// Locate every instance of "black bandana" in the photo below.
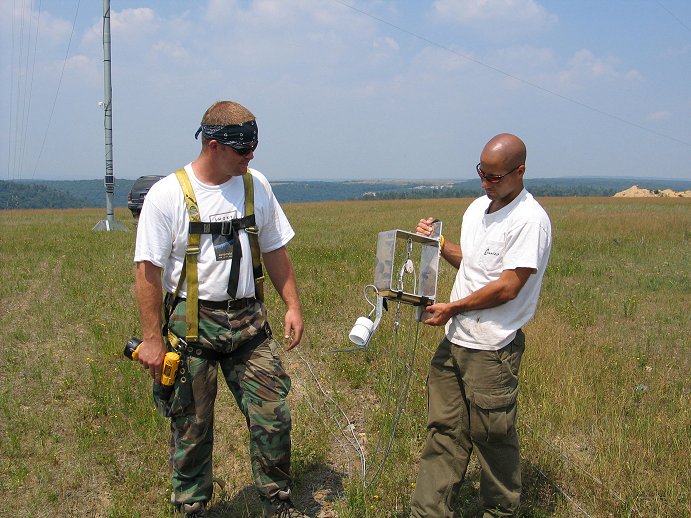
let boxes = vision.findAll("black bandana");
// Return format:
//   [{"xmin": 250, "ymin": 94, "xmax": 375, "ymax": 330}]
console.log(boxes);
[{"xmin": 194, "ymin": 120, "xmax": 258, "ymax": 147}]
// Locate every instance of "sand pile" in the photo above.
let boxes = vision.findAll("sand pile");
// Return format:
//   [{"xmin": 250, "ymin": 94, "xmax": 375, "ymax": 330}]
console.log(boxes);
[{"xmin": 613, "ymin": 185, "xmax": 691, "ymax": 198}]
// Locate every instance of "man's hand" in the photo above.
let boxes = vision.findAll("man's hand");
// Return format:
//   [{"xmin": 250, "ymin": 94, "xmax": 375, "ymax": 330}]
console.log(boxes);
[
  {"xmin": 416, "ymin": 217, "xmax": 436, "ymax": 237},
  {"xmin": 136, "ymin": 336, "xmax": 167, "ymax": 383},
  {"xmin": 423, "ymin": 302, "xmax": 455, "ymax": 327},
  {"xmin": 283, "ymin": 306, "xmax": 304, "ymax": 351},
  {"xmin": 263, "ymin": 246, "xmax": 304, "ymax": 352}
]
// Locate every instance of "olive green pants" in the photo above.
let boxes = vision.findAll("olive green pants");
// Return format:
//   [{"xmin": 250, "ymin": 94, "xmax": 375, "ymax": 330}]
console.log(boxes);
[{"xmin": 411, "ymin": 331, "xmax": 525, "ymax": 518}]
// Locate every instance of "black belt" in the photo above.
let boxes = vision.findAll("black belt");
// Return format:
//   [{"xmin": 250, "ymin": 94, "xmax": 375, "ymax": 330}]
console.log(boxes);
[
  {"xmin": 181, "ymin": 326, "xmax": 271, "ymax": 362},
  {"xmin": 175, "ymin": 296, "xmax": 257, "ymax": 311}
]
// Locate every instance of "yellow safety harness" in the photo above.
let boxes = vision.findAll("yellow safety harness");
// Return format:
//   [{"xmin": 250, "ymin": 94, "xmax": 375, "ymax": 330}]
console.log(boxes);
[{"xmin": 169, "ymin": 169, "xmax": 265, "ymax": 343}]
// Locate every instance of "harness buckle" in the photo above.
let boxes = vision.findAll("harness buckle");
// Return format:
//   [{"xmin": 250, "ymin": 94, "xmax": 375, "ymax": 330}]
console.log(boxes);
[
  {"xmin": 245, "ymin": 225, "xmax": 259, "ymax": 235},
  {"xmin": 221, "ymin": 221, "xmax": 232, "ymax": 236},
  {"xmin": 186, "ymin": 245, "xmax": 200, "ymax": 255}
]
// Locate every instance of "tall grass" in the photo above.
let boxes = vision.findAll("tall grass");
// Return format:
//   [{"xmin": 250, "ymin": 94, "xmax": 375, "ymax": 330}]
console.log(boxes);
[{"xmin": 0, "ymin": 197, "xmax": 688, "ymax": 517}]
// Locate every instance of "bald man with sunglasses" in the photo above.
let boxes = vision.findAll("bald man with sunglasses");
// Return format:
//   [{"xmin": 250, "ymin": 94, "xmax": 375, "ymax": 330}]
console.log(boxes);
[{"xmin": 411, "ymin": 134, "xmax": 552, "ymax": 518}]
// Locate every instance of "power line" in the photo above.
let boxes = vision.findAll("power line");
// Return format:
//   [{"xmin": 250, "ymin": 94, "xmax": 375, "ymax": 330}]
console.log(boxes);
[
  {"xmin": 331, "ymin": 0, "xmax": 691, "ymax": 149},
  {"xmin": 31, "ymin": 0, "xmax": 81, "ymax": 179},
  {"xmin": 7, "ymin": 0, "xmax": 17, "ymax": 179},
  {"xmin": 19, "ymin": 0, "xmax": 42, "ymax": 177},
  {"xmin": 654, "ymin": 0, "xmax": 691, "ymax": 34}
]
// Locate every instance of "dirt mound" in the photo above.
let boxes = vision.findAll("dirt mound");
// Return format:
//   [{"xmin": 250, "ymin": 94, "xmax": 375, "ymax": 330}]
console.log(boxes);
[{"xmin": 613, "ymin": 185, "xmax": 691, "ymax": 198}]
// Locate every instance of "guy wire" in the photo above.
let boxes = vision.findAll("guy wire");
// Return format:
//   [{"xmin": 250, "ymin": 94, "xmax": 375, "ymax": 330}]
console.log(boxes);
[
  {"xmin": 373, "ymin": 239, "xmax": 413, "ymax": 460},
  {"xmin": 368, "ymin": 299, "xmax": 403, "ymax": 462},
  {"xmin": 295, "ymin": 350, "xmax": 367, "ymax": 480},
  {"xmin": 289, "ymin": 365, "xmax": 354, "ymax": 478},
  {"xmin": 365, "ymin": 306, "xmax": 421, "ymax": 488}
]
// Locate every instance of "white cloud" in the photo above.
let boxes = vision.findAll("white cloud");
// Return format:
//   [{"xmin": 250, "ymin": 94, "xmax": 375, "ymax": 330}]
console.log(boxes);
[
  {"xmin": 649, "ymin": 111, "xmax": 671, "ymax": 121},
  {"xmin": 373, "ymin": 36, "xmax": 400, "ymax": 52},
  {"xmin": 556, "ymin": 49, "xmax": 642, "ymax": 89},
  {"xmin": 624, "ymin": 69, "xmax": 643, "ymax": 81},
  {"xmin": 491, "ymin": 45, "xmax": 556, "ymax": 70},
  {"xmin": 431, "ymin": 0, "xmax": 558, "ymax": 32},
  {"xmin": 84, "ymin": 7, "xmax": 158, "ymax": 49},
  {"xmin": 152, "ymin": 41, "xmax": 190, "ymax": 60},
  {"xmin": 412, "ymin": 45, "xmax": 475, "ymax": 73}
]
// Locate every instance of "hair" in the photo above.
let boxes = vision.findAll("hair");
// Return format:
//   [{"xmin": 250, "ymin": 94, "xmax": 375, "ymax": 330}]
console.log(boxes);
[{"xmin": 201, "ymin": 101, "xmax": 255, "ymax": 126}]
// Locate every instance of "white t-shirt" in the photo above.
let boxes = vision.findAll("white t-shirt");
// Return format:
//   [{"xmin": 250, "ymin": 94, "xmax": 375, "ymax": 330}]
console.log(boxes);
[
  {"xmin": 134, "ymin": 164, "xmax": 295, "ymax": 301},
  {"xmin": 446, "ymin": 189, "xmax": 552, "ymax": 350}
]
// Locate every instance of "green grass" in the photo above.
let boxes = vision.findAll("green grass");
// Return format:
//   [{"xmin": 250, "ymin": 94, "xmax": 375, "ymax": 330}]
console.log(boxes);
[{"xmin": 0, "ymin": 198, "xmax": 689, "ymax": 517}]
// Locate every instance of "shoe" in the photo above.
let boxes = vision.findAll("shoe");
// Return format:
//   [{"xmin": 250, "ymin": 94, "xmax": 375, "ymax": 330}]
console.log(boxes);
[
  {"xmin": 180, "ymin": 501, "xmax": 206, "ymax": 517},
  {"xmin": 263, "ymin": 489, "xmax": 308, "ymax": 518}
]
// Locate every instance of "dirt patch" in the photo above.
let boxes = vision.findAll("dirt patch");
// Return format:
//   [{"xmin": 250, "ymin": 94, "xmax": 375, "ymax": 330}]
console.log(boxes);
[{"xmin": 613, "ymin": 185, "xmax": 691, "ymax": 197}]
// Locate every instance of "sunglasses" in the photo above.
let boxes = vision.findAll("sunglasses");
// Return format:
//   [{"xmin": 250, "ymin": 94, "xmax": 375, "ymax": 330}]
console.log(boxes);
[
  {"xmin": 476, "ymin": 163, "xmax": 520, "ymax": 184},
  {"xmin": 228, "ymin": 142, "xmax": 258, "ymax": 156}
]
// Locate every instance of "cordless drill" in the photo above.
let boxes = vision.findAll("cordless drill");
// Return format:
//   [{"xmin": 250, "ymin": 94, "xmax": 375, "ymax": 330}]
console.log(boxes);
[{"xmin": 124, "ymin": 337, "xmax": 180, "ymax": 399}]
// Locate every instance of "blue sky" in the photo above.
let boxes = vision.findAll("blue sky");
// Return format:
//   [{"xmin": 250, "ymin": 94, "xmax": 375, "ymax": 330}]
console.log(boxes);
[{"xmin": 2, "ymin": 0, "xmax": 690, "ymax": 182}]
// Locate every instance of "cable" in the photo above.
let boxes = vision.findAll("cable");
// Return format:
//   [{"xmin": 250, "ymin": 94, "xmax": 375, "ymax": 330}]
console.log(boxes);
[
  {"xmin": 295, "ymin": 350, "xmax": 368, "ymax": 480},
  {"xmin": 19, "ymin": 0, "xmax": 42, "ymax": 177},
  {"xmin": 521, "ymin": 421, "xmax": 646, "ymax": 516},
  {"xmin": 7, "ymin": 0, "xmax": 17, "ymax": 179},
  {"xmin": 366, "ymin": 308, "xmax": 420, "ymax": 488},
  {"xmin": 654, "ymin": 0, "xmax": 691, "ymax": 34},
  {"xmin": 530, "ymin": 463, "xmax": 594, "ymax": 518},
  {"xmin": 330, "ymin": 0, "xmax": 691, "ymax": 149},
  {"xmin": 31, "ymin": 0, "xmax": 81, "ymax": 179}
]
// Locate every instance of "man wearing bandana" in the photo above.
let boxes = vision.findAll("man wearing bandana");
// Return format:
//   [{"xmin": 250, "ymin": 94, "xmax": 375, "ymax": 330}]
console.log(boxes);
[{"xmin": 134, "ymin": 101, "xmax": 307, "ymax": 517}]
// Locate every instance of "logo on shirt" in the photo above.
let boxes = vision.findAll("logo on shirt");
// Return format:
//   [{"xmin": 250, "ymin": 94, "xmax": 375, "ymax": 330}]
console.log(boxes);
[
  {"xmin": 211, "ymin": 211, "xmax": 238, "ymax": 261},
  {"xmin": 484, "ymin": 248, "xmax": 500, "ymax": 256}
]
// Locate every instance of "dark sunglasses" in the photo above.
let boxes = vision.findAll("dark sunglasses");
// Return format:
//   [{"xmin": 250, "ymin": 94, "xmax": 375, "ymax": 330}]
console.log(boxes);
[
  {"xmin": 228, "ymin": 142, "xmax": 258, "ymax": 156},
  {"xmin": 476, "ymin": 163, "xmax": 520, "ymax": 184}
]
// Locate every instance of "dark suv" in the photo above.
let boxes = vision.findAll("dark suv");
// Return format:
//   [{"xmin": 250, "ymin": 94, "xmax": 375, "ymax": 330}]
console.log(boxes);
[{"xmin": 128, "ymin": 175, "xmax": 165, "ymax": 219}]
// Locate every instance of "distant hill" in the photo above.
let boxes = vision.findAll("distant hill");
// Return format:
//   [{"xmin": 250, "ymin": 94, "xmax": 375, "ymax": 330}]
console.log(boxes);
[
  {"xmin": 0, "ymin": 180, "xmax": 93, "ymax": 210},
  {"xmin": 2, "ymin": 177, "xmax": 690, "ymax": 210}
]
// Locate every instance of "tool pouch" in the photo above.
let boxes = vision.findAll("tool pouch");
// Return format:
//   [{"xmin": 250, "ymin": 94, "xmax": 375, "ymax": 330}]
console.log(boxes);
[
  {"xmin": 153, "ymin": 364, "xmax": 194, "ymax": 418},
  {"xmin": 152, "ymin": 336, "xmax": 194, "ymax": 418}
]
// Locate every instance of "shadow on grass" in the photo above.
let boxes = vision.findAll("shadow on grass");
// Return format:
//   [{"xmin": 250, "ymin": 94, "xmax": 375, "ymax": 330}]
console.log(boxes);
[
  {"xmin": 390, "ymin": 460, "xmax": 562, "ymax": 518},
  {"xmin": 454, "ymin": 461, "xmax": 561, "ymax": 518},
  {"xmin": 205, "ymin": 462, "xmax": 346, "ymax": 517}
]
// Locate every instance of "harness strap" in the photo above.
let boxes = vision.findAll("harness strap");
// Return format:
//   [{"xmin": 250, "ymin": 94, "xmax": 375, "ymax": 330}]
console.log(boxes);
[
  {"xmin": 174, "ymin": 169, "xmax": 201, "ymax": 342},
  {"xmin": 188, "ymin": 216, "xmax": 256, "ymax": 235},
  {"xmin": 243, "ymin": 172, "xmax": 264, "ymax": 302},
  {"xmin": 171, "ymin": 169, "xmax": 264, "ymax": 343}
]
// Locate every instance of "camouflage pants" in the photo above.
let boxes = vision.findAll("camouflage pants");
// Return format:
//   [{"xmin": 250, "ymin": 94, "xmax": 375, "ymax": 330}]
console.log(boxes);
[{"xmin": 156, "ymin": 298, "xmax": 293, "ymax": 507}]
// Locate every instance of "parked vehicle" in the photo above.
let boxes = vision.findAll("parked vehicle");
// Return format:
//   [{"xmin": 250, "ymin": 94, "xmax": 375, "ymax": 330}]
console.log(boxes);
[{"xmin": 127, "ymin": 175, "xmax": 164, "ymax": 219}]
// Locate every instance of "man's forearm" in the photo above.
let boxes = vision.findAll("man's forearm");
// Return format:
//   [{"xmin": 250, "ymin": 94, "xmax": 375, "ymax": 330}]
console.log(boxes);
[
  {"xmin": 440, "ymin": 240, "xmax": 462, "ymax": 269},
  {"xmin": 134, "ymin": 261, "xmax": 167, "ymax": 379},
  {"xmin": 450, "ymin": 267, "xmax": 533, "ymax": 314},
  {"xmin": 262, "ymin": 246, "xmax": 303, "ymax": 349},
  {"xmin": 262, "ymin": 247, "xmax": 302, "ymax": 310},
  {"xmin": 135, "ymin": 261, "xmax": 164, "ymax": 341}
]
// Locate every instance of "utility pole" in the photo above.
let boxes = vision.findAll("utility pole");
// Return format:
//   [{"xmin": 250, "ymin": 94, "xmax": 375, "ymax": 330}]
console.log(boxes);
[{"xmin": 93, "ymin": 0, "xmax": 126, "ymax": 231}]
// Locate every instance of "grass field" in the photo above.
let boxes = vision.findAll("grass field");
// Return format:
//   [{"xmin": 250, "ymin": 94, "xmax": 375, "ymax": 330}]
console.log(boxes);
[{"xmin": 0, "ymin": 197, "xmax": 689, "ymax": 517}]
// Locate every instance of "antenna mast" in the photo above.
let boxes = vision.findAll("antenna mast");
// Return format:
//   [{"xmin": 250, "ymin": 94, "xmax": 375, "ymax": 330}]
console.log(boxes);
[{"xmin": 93, "ymin": 0, "xmax": 126, "ymax": 231}]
